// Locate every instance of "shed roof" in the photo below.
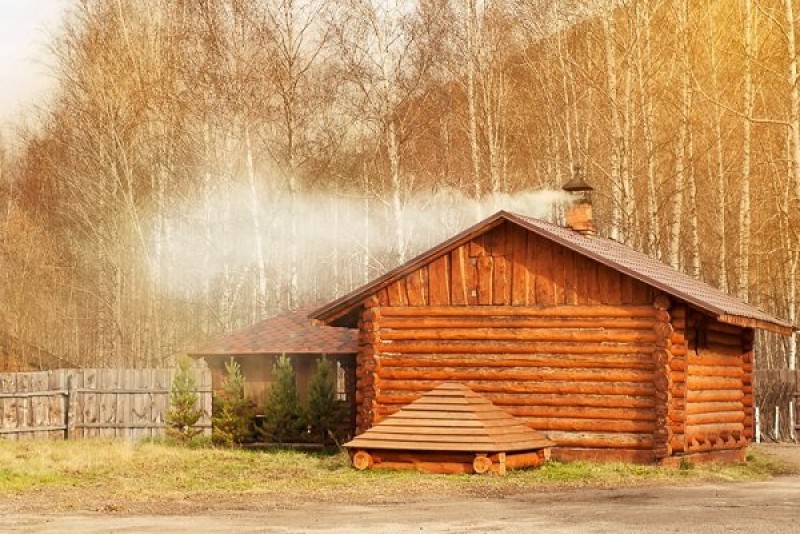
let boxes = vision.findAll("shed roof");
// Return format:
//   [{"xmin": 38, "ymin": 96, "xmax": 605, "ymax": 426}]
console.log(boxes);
[
  {"xmin": 311, "ymin": 211, "xmax": 795, "ymax": 335},
  {"xmin": 189, "ymin": 304, "xmax": 358, "ymax": 356},
  {"xmin": 345, "ymin": 382, "xmax": 555, "ymax": 453}
]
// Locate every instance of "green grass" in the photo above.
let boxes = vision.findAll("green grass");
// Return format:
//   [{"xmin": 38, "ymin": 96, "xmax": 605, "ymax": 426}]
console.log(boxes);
[{"xmin": 0, "ymin": 440, "xmax": 793, "ymax": 506}]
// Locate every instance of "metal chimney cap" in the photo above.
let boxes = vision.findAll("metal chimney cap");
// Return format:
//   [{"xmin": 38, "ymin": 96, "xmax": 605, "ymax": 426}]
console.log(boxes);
[
  {"xmin": 562, "ymin": 177, "xmax": 593, "ymax": 193},
  {"xmin": 562, "ymin": 166, "xmax": 594, "ymax": 193}
]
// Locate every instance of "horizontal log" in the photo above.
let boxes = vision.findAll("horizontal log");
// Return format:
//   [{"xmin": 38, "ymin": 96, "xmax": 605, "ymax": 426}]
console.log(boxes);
[
  {"xmin": 689, "ymin": 365, "xmax": 744, "ymax": 378},
  {"xmin": 702, "ymin": 344, "xmax": 745, "ymax": 357},
  {"xmin": 376, "ymin": 393, "xmax": 657, "ymax": 409},
  {"xmin": 706, "ymin": 331, "xmax": 743, "ymax": 347},
  {"xmin": 685, "ymin": 402, "xmax": 743, "ymax": 415},
  {"xmin": 507, "ymin": 406, "xmax": 654, "ymax": 421},
  {"xmin": 653, "ymin": 322, "xmax": 674, "ymax": 340},
  {"xmin": 686, "ymin": 376, "xmax": 743, "ymax": 391},
  {"xmin": 380, "ymin": 328, "xmax": 657, "ymax": 344},
  {"xmin": 670, "ymin": 434, "xmax": 685, "ymax": 453},
  {"xmin": 687, "ymin": 353, "xmax": 743, "ymax": 367},
  {"xmin": 550, "ymin": 448, "xmax": 656, "ymax": 464},
  {"xmin": 378, "ymin": 379, "xmax": 655, "ymax": 397},
  {"xmin": 545, "ymin": 431, "xmax": 654, "ymax": 450},
  {"xmin": 377, "ymin": 354, "xmax": 656, "ymax": 371},
  {"xmin": 686, "ymin": 389, "xmax": 743, "ymax": 402},
  {"xmin": 375, "ymin": 404, "xmax": 655, "ymax": 422},
  {"xmin": 522, "ymin": 417, "xmax": 655, "ymax": 433},
  {"xmin": 686, "ymin": 422, "xmax": 745, "ymax": 437},
  {"xmin": 671, "ymin": 344, "xmax": 688, "ymax": 357},
  {"xmin": 379, "ymin": 305, "xmax": 658, "ymax": 318},
  {"xmin": 504, "ymin": 451, "xmax": 546, "ymax": 470},
  {"xmin": 669, "ymin": 359, "xmax": 686, "ymax": 372},
  {"xmin": 706, "ymin": 322, "xmax": 744, "ymax": 336},
  {"xmin": 686, "ymin": 412, "xmax": 744, "ymax": 425},
  {"xmin": 377, "ymin": 367, "xmax": 656, "ymax": 384},
  {"xmin": 379, "ymin": 341, "xmax": 655, "ymax": 355},
  {"xmin": 380, "ymin": 317, "xmax": 657, "ymax": 330}
]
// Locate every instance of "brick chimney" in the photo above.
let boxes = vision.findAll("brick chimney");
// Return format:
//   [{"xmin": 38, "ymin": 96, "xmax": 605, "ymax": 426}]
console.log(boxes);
[{"xmin": 562, "ymin": 167, "xmax": 595, "ymax": 236}]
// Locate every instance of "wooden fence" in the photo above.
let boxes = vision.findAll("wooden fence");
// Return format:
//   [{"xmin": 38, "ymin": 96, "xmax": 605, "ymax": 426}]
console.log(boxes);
[
  {"xmin": 0, "ymin": 365, "xmax": 212, "ymax": 440},
  {"xmin": 754, "ymin": 369, "xmax": 799, "ymax": 440}
]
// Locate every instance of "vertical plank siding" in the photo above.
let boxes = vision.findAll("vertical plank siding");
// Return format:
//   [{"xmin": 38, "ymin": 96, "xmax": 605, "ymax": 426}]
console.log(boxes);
[{"xmin": 0, "ymin": 366, "xmax": 211, "ymax": 440}]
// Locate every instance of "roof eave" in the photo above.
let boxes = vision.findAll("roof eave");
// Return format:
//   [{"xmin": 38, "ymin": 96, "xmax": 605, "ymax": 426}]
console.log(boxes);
[
  {"xmin": 311, "ymin": 210, "xmax": 795, "ymax": 336},
  {"xmin": 504, "ymin": 212, "xmax": 795, "ymax": 337},
  {"xmin": 716, "ymin": 314, "xmax": 796, "ymax": 336}
]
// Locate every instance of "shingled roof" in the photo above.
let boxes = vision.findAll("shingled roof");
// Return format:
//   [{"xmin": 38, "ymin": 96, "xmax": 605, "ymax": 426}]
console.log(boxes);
[
  {"xmin": 311, "ymin": 211, "xmax": 795, "ymax": 335},
  {"xmin": 345, "ymin": 382, "xmax": 555, "ymax": 453},
  {"xmin": 189, "ymin": 304, "xmax": 358, "ymax": 356}
]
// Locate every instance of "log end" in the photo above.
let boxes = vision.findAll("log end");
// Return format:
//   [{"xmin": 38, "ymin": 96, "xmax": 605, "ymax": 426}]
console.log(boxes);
[
  {"xmin": 473, "ymin": 454, "xmax": 493, "ymax": 475},
  {"xmin": 352, "ymin": 450, "xmax": 373, "ymax": 471}
]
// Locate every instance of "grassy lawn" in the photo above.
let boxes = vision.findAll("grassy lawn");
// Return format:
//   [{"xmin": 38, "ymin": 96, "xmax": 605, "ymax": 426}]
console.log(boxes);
[{"xmin": 0, "ymin": 440, "xmax": 794, "ymax": 510}]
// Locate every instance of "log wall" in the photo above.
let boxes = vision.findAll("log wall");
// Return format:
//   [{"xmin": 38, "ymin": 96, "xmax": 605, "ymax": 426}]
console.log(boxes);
[
  {"xmin": 362, "ymin": 304, "xmax": 660, "ymax": 462},
  {"xmin": 678, "ymin": 310, "xmax": 750, "ymax": 454}
]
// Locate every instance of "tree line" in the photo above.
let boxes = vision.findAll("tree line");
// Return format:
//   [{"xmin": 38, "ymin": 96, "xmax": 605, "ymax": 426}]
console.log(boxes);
[{"xmin": 0, "ymin": 0, "xmax": 797, "ymax": 370}]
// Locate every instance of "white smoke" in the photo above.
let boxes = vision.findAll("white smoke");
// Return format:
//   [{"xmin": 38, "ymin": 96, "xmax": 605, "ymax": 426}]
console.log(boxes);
[{"xmin": 153, "ymin": 185, "xmax": 572, "ymax": 296}]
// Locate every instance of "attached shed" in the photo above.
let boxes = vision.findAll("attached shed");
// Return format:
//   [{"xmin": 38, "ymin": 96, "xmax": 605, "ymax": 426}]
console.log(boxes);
[
  {"xmin": 188, "ymin": 304, "xmax": 358, "ymax": 417},
  {"xmin": 311, "ymin": 207, "xmax": 795, "ymax": 464}
]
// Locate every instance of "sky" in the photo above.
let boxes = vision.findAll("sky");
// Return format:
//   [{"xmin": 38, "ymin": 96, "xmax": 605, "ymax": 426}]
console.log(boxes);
[{"xmin": 0, "ymin": 0, "xmax": 69, "ymax": 133}]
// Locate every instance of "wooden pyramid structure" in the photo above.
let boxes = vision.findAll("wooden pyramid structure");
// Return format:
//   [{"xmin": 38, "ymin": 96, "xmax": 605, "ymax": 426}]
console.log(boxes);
[{"xmin": 345, "ymin": 382, "xmax": 554, "ymax": 475}]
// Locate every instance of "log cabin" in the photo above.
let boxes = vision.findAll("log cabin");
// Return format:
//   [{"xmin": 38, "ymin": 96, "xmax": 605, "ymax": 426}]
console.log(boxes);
[
  {"xmin": 188, "ymin": 304, "xmax": 357, "ymax": 419},
  {"xmin": 311, "ymin": 184, "xmax": 796, "ymax": 464}
]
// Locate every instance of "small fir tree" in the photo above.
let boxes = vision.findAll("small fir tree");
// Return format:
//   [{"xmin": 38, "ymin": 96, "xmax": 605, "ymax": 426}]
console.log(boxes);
[
  {"xmin": 260, "ymin": 354, "xmax": 306, "ymax": 443},
  {"xmin": 307, "ymin": 357, "xmax": 345, "ymax": 444},
  {"xmin": 212, "ymin": 358, "xmax": 256, "ymax": 446},
  {"xmin": 166, "ymin": 356, "xmax": 204, "ymax": 443}
]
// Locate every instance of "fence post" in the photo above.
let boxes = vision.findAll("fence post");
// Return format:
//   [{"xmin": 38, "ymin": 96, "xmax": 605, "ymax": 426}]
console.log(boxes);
[
  {"xmin": 755, "ymin": 407, "xmax": 761, "ymax": 444},
  {"xmin": 774, "ymin": 406, "xmax": 780, "ymax": 441},
  {"xmin": 63, "ymin": 374, "xmax": 71, "ymax": 440},
  {"xmin": 790, "ymin": 401, "xmax": 796, "ymax": 442}
]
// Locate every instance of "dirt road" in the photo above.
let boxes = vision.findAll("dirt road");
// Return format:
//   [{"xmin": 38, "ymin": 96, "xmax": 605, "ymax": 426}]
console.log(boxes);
[{"xmin": 3, "ymin": 445, "xmax": 799, "ymax": 533}]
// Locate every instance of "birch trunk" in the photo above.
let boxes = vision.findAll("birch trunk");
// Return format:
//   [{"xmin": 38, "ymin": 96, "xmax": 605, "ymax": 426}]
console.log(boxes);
[
  {"xmin": 244, "ymin": 124, "xmax": 267, "ymax": 318},
  {"xmin": 669, "ymin": 0, "xmax": 689, "ymax": 270},
  {"xmin": 604, "ymin": 12, "xmax": 622, "ymax": 242},
  {"xmin": 635, "ymin": 2, "xmax": 658, "ymax": 256},
  {"xmin": 466, "ymin": 0, "xmax": 482, "ymax": 202},
  {"xmin": 738, "ymin": 0, "xmax": 755, "ymax": 301},
  {"xmin": 709, "ymin": 16, "xmax": 727, "ymax": 291}
]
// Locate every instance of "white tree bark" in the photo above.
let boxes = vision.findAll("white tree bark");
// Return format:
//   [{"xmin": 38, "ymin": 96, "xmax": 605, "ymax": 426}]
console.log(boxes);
[
  {"xmin": 669, "ymin": 0, "xmax": 689, "ymax": 270},
  {"xmin": 738, "ymin": 0, "xmax": 755, "ymax": 301},
  {"xmin": 603, "ymin": 11, "xmax": 622, "ymax": 242}
]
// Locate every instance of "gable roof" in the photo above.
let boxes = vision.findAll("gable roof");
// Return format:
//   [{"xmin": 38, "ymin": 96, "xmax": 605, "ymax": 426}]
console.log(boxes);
[
  {"xmin": 345, "ymin": 382, "xmax": 555, "ymax": 453},
  {"xmin": 311, "ymin": 211, "xmax": 795, "ymax": 335},
  {"xmin": 189, "ymin": 303, "xmax": 358, "ymax": 356}
]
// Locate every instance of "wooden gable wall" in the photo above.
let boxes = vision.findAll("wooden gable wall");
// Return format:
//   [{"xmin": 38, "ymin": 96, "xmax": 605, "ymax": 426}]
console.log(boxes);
[{"xmin": 374, "ymin": 222, "xmax": 656, "ymax": 308}]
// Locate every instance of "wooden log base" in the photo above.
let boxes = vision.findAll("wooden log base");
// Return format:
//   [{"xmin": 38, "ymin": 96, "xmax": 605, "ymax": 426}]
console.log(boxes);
[
  {"xmin": 658, "ymin": 448, "xmax": 747, "ymax": 467},
  {"xmin": 550, "ymin": 447, "xmax": 657, "ymax": 464},
  {"xmin": 348, "ymin": 448, "xmax": 548, "ymax": 475}
]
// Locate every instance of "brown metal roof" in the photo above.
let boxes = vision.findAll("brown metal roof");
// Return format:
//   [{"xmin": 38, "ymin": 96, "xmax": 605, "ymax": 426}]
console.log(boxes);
[
  {"xmin": 311, "ymin": 211, "xmax": 794, "ymax": 335},
  {"xmin": 345, "ymin": 382, "xmax": 555, "ymax": 453},
  {"xmin": 189, "ymin": 304, "xmax": 358, "ymax": 356}
]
